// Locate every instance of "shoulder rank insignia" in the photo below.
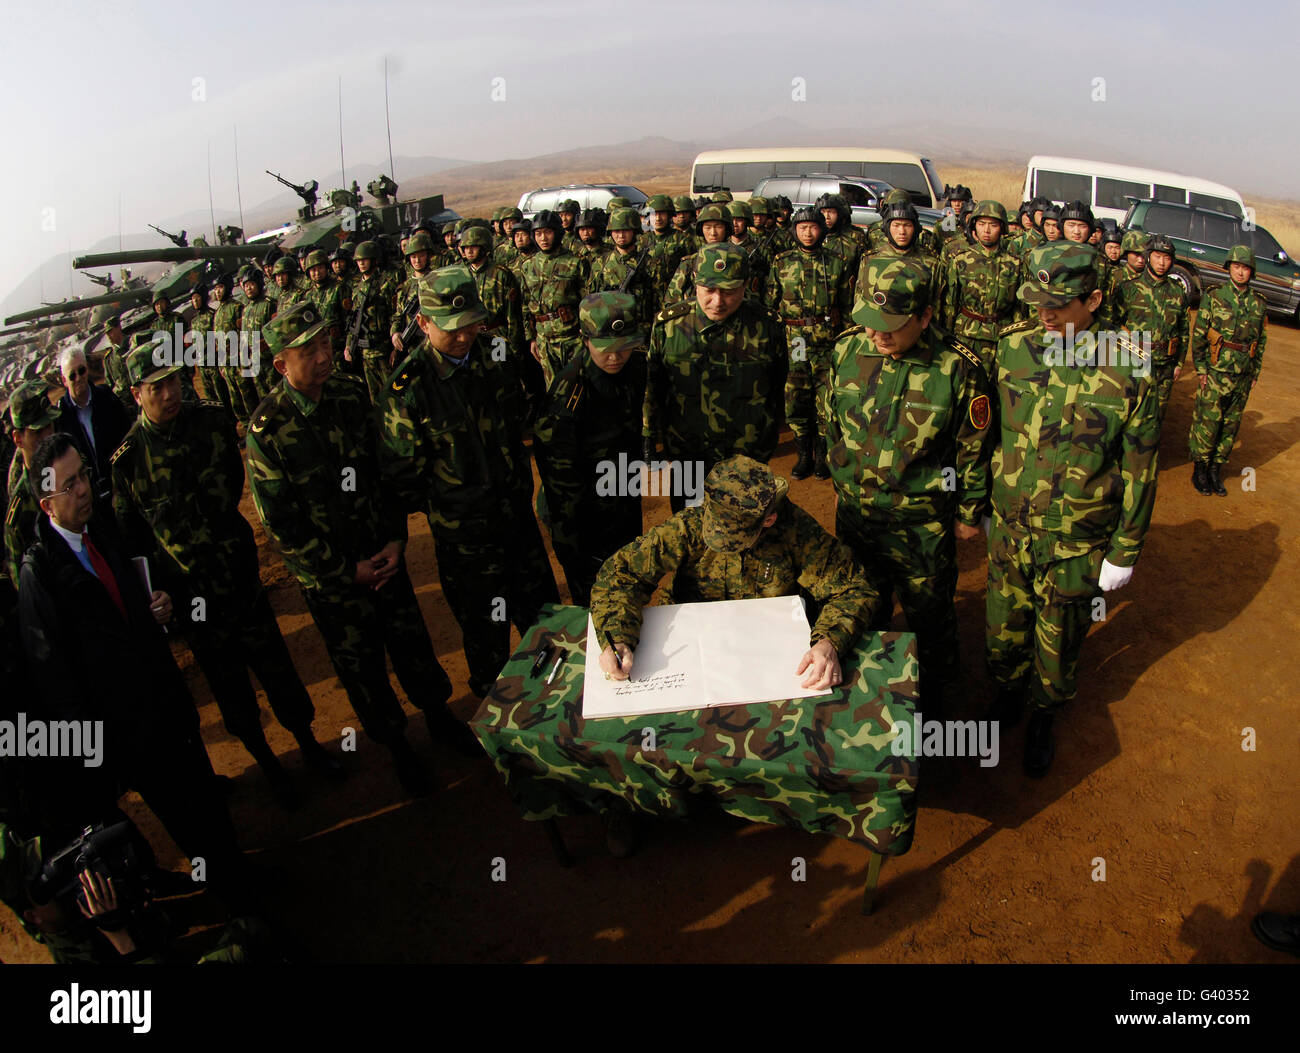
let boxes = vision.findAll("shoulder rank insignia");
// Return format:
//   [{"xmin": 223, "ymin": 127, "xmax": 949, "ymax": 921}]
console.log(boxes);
[
  {"xmin": 565, "ymin": 377, "xmax": 585, "ymax": 414},
  {"xmin": 249, "ymin": 411, "xmax": 270, "ymax": 435},
  {"xmin": 390, "ymin": 369, "xmax": 410, "ymax": 394},
  {"xmin": 951, "ymin": 338, "xmax": 983, "ymax": 372},
  {"xmin": 998, "ymin": 319, "xmax": 1035, "ymax": 338},
  {"xmin": 1115, "ymin": 331, "xmax": 1148, "ymax": 366},
  {"xmin": 969, "ymin": 393, "xmax": 991, "ymax": 430},
  {"xmin": 657, "ymin": 300, "xmax": 692, "ymax": 323}
]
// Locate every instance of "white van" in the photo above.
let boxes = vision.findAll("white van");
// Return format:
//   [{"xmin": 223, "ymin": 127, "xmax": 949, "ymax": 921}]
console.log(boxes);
[
  {"xmin": 1022, "ymin": 156, "xmax": 1246, "ymax": 223},
  {"xmin": 690, "ymin": 148, "xmax": 944, "ymax": 207}
]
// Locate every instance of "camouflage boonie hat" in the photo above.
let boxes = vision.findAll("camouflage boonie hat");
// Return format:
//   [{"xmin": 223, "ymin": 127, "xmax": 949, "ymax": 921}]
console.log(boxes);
[
  {"xmin": 1018, "ymin": 242, "xmax": 1099, "ymax": 308},
  {"xmin": 579, "ymin": 292, "xmax": 646, "ymax": 354},
  {"xmin": 405, "ymin": 231, "xmax": 435, "ymax": 255},
  {"xmin": 354, "ymin": 240, "xmax": 380, "ymax": 261},
  {"xmin": 458, "ymin": 226, "xmax": 493, "ymax": 249},
  {"xmin": 646, "ymin": 194, "xmax": 673, "ymax": 212},
  {"xmin": 417, "ymin": 266, "xmax": 489, "ymax": 330},
  {"xmin": 701, "ymin": 455, "xmax": 789, "ymax": 554},
  {"xmin": 607, "ymin": 208, "xmax": 640, "ymax": 232},
  {"xmin": 8, "ymin": 378, "xmax": 60, "ymax": 430},
  {"xmin": 726, "ymin": 201, "xmax": 753, "ymax": 223},
  {"xmin": 1225, "ymin": 243, "xmax": 1256, "ymax": 273},
  {"xmin": 304, "ymin": 249, "xmax": 330, "ymax": 269},
  {"xmin": 1120, "ymin": 230, "xmax": 1149, "ymax": 255},
  {"xmin": 126, "ymin": 335, "xmax": 183, "ymax": 386},
  {"xmin": 263, "ymin": 300, "xmax": 331, "ymax": 355},
  {"xmin": 672, "ymin": 195, "xmax": 696, "ymax": 213},
  {"xmin": 852, "ymin": 257, "xmax": 933, "ymax": 331},
  {"xmin": 272, "ymin": 256, "xmax": 298, "ymax": 275},
  {"xmin": 749, "ymin": 196, "xmax": 771, "ymax": 216},
  {"xmin": 693, "ymin": 243, "xmax": 749, "ymax": 289},
  {"xmin": 710, "ymin": 190, "xmax": 734, "ymax": 203}
]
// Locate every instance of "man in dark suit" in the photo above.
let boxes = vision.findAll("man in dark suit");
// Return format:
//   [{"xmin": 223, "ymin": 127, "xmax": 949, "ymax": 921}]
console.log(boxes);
[
  {"xmin": 17, "ymin": 432, "xmax": 252, "ymax": 906},
  {"xmin": 55, "ymin": 347, "xmax": 129, "ymax": 522}
]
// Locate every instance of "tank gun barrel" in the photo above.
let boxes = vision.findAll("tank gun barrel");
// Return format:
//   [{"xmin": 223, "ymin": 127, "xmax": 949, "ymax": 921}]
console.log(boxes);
[
  {"xmin": 73, "ymin": 244, "xmax": 270, "ymax": 270},
  {"xmin": 4, "ymin": 288, "xmax": 152, "ymax": 325}
]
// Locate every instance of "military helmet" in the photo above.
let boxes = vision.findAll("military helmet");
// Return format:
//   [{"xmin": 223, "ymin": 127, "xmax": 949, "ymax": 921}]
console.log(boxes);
[
  {"xmin": 459, "ymin": 225, "xmax": 493, "ymax": 249},
  {"xmin": 605, "ymin": 196, "xmax": 631, "ymax": 213},
  {"xmin": 790, "ymin": 207, "xmax": 825, "ymax": 229},
  {"xmin": 646, "ymin": 194, "xmax": 674, "ymax": 213},
  {"xmin": 1099, "ymin": 220, "xmax": 1122, "ymax": 247},
  {"xmin": 238, "ymin": 264, "xmax": 264, "ymax": 286},
  {"xmin": 151, "ymin": 288, "xmax": 170, "ymax": 304},
  {"xmin": 773, "ymin": 195, "xmax": 793, "ymax": 213},
  {"xmin": 970, "ymin": 199, "xmax": 1009, "ymax": 228},
  {"xmin": 947, "ymin": 184, "xmax": 973, "ymax": 205},
  {"xmin": 261, "ymin": 247, "xmax": 283, "ymax": 268},
  {"xmin": 354, "ymin": 240, "xmax": 380, "ymax": 261},
  {"xmin": 696, "ymin": 204, "xmax": 729, "ymax": 232},
  {"xmin": 305, "ymin": 249, "xmax": 330, "ymax": 269},
  {"xmin": 1224, "ymin": 243, "xmax": 1256, "ymax": 276},
  {"xmin": 532, "ymin": 209, "xmax": 562, "ymax": 232},
  {"xmin": 1059, "ymin": 200, "xmax": 1095, "ymax": 231},
  {"xmin": 726, "ymin": 200, "xmax": 753, "ymax": 223},
  {"xmin": 1041, "ymin": 204, "xmax": 1062, "ymax": 224},
  {"xmin": 512, "ymin": 217, "xmax": 534, "ymax": 234},
  {"xmin": 607, "ymin": 208, "xmax": 640, "ymax": 233},
  {"xmin": 405, "ymin": 231, "xmax": 435, "ymax": 255},
  {"xmin": 210, "ymin": 271, "xmax": 233, "ymax": 290},
  {"xmin": 1145, "ymin": 234, "xmax": 1177, "ymax": 263},
  {"xmin": 558, "ymin": 199, "xmax": 580, "ymax": 216},
  {"xmin": 710, "ymin": 189, "xmax": 734, "ymax": 203},
  {"xmin": 490, "ymin": 206, "xmax": 505, "ymax": 223},
  {"xmin": 1120, "ymin": 230, "xmax": 1149, "ymax": 255},
  {"xmin": 748, "ymin": 196, "xmax": 770, "ymax": 216},
  {"xmin": 881, "ymin": 188, "xmax": 911, "ymax": 209},
  {"xmin": 272, "ymin": 255, "xmax": 298, "ymax": 275},
  {"xmin": 881, "ymin": 199, "xmax": 919, "ymax": 225},
  {"xmin": 576, "ymin": 208, "xmax": 603, "ymax": 230},
  {"xmin": 501, "ymin": 207, "xmax": 523, "ymax": 223},
  {"xmin": 672, "ymin": 195, "xmax": 696, "ymax": 214}
]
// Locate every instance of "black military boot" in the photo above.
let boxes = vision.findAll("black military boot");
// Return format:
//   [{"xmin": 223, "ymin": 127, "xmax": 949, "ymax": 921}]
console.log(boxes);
[
  {"xmin": 987, "ymin": 683, "xmax": 1026, "ymax": 729},
  {"xmin": 813, "ymin": 435, "xmax": 830, "ymax": 479},
  {"xmin": 1192, "ymin": 461, "xmax": 1212, "ymax": 495},
  {"xmin": 1208, "ymin": 461, "xmax": 1228, "ymax": 497},
  {"xmin": 791, "ymin": 435, "xmax": 814, "ymax": 479},
  {"xmin": 1023, "ymin": 710, "xmax": 1056, "ymax": 777}
]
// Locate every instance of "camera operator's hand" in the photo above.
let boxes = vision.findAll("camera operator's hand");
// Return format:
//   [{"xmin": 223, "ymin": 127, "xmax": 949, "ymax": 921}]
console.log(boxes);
[{"xmin": 78, "ymin": 870, "xmax": 137, "ymax": 956}]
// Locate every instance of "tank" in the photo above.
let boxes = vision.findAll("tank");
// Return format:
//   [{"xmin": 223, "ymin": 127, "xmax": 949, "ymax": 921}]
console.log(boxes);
[{"xmin": 4, "ymin": 288, "xmax": 152, "ymax": 326}]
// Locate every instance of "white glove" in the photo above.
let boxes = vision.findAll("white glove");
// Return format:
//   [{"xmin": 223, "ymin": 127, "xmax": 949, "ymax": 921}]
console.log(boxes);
[
  {"xmin": 1098, "ymin": 559, "xmax": 1134, "ymax": 592},
  {"xmin": 981, "ymin": 516, "xmax": 992, "ymax": 537}
]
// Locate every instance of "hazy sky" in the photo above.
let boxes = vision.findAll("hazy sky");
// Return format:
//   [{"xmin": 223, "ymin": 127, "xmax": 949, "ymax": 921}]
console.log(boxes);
[{"xmin": 2, "ymin": 0, "xmax": 1297, "ymax": 309}]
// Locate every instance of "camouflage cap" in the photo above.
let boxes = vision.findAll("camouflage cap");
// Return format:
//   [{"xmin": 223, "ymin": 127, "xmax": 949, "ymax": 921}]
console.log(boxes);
[
  {"xmin": 8, "ymin": 378, "xmax": 60, "ymax": 430},
  {"xmin": 748, "ymin": 196, "xmax": 770, "ymax": 216},
  {"xmin": 607, "ymin": 208, "xmax": 640, "ymax": 233},
  {"xmin": 126, "ymin": 335, "xmax": 183, "ymax": 386},
  {"xmin": 852, "ymin": 257, "xmax": 933, "ymax": 331},
  {"xmin": 405, "ymin": 231, "xmax": 435, "ymax": 255},
  {"xmin": 417, "ymin": 266, "xmax": 489, "ymax": 330},
  {"xmin": 710, "ymin": 190, "xmax": 734, "ymax": 203},
  {"xmin": 726, "ymin": 200, "xmax": 753, "ymax": 223},
  {"xmin": 1225, "ymin": 243, "xmax": 1256, "ymax": 272},
  {"xmin": 646, "ymin": 194, "xmax": 674, "ymax": 212},
  {"xmin": 693, "ymin": 242, "xmax": 749, "ymax": 289},
  {"xmin": 697, "ymin": 204, "xmax": 729, "ymax": 226},
  {"xmin": 673, "ymin": 195, "xmax": 696, "ymax": 213},
  {"xmin": 354, "ymin": 240, "xmax": 380, "ymax": 261},
  {"xmin": 1120, "ymin": 230, "xmax": 1149, "ymax": 255},
  {"xmin": 579, "ymin": 292, "xmax": 646, "ymax": 354},
  {"xmin": 458, "ymin": 225, "xmax": 493, "ymax": 249},
  {"xmin": 1017, "ymin": 242, "xmax": 1100, "ymax": 308},
  {"xmin": 263, "ymin": 299, "xmax": 332, "ymax": 355},
  {"xmin": 701, "ymin": 455, "xmax": 789, "ymax": 554},
  {"xmin": 305, "ymin": 249, "xmax": 330, "ymax": 269}
]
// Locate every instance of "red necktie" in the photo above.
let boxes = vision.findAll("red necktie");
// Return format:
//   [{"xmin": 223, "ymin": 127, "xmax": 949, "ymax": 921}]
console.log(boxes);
[{"xmin": 82, "ymin": 531, "xmax": 128, "ymax": 621}]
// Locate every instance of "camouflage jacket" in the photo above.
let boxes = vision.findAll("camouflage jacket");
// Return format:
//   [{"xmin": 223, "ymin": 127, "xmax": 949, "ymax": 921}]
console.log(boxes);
[
  {"xmin": 307, "ymin": 278, "xmax": 352, "ymax": 349},
  {"xmin": 1191, "ymin": 279, "xmax": 1267, "ymax": 378},
  {"xmin": 391, "ymin": 268, "xmax": 433, "ymax": 337},
  {"xmin": 350, "ymin": 270, "xmax": 397, "ymax": 354},
  {"xmin": 246, "ymin": 375, "xmax": 406, "ymax": 597},
  {"xmin": 589, "ymin": 500, "xmax": 878, "ymax": 657},
  {"xmin": 467, "ymin": 260, "xmax": 526, "ymax": 356},
  {"xmin": 3, "ymin": 461, "xmax": 36, "ymax": 588},
  {"xmin": 822, "ymin": 325, "xmax": 991, "ymax": 527},
  {"xmin": 727, "ymin": 233, "xmax": 774, "ymax": 304},
  {"xmin": 187, "ymin": 308, "xmax": 214, "ymax": 349},
  {"xmin": 764, "ymin": 245, "xmax": 854, "ymax": 352},
  {"xmin": 647, "ymin": 228, "xmax": 692, "ymax": 293},
  {"xmin": 992, "ymin": 319, "xmax": 1160, "ymax": 566},
  {"xmin": 1118, "ymin": 270, "xmax": 1191, "ymax": 367},
  {"xmin": 101, "ymin": 340, "xmax": 137, "ymax": 416},
  {"xmin": 1005, "ymin": 228, "xmax": 1044, "ymax": 261},
  {"xmin": 493, "ymin": 241, "xmax": 520, "ymax": 272},
  {"xmin": 240, "ymin": 296, "xmax": 274, "ymax": 333},
  {"xmin": 212, "ymin": 300, "xmax": 243, "ymax": 334},
  {"xmin": 532, "ymin": 350, "xmax": 647, "ymax": 553},
  {"xmin": 517, "ymin": 248, "xmax": 591, "ymax": 343},
  {"xmin": 378, "ymin": 336, "xmax": 534, "ymax": 542},
  {"xmin": 272, "ymin": 284, "xmax": 306, "ymax": 309},
  {"xmin": 824, "ymin": 231, "xmax": 863, "ymax": 287},
  {"xmin": 939, "ymin": 241, "xmax": 1021, "ymax": 343},
  {"xmin": 587, "ymin": 245, "xmax": 659, "ymax": 329},
  {"xmin": 644, "ymin": 298, "xmax": 788, "ymax": 465},
  {"xmin": 110, "ymin": 402, "xmax": 259, "ymax": 607}
]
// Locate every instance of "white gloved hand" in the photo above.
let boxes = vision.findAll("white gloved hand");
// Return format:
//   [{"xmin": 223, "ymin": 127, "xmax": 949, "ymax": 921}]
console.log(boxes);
[
  {"xmin": 981, "ymin": 515, "xmax": 992, "ymax": 537},
  {"xmin": 1098, "ymin": 559, "xmax": 1134, "ymax": 592}
]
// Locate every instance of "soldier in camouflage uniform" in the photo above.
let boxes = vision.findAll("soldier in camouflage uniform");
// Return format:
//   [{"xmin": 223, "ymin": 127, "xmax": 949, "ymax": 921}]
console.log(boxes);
[
  {"xmin": 645, "ymin": 194, "xmax": 691, "ymax": 301},
  {"xmin": 1040, "ymin": 205, "xmax": 1062, "ymax": 242},
  {"xmin": 558, "ymin": 200, "xmax": 583, "ymax": 254},
  {"xmin": 1004, "ymin": 196, "xmax": 1048, "ymax": 261},
  {"xmin": 867, "ymin": 188, "xmax": 911, "ymax": 254},
  {"xmin": 97, "ymin": 308, "xmax": 137, "ymax": 420},
  {"xmin": 210, "ymin": 273, "xmax": 254, "ymax": 424},
  {"xmin": 517, "ymin": 210, "xmax": 592, "ymax": 387},
  {"xmin": 185, "ymin": 284, "xmax": 225, "ymax": 412},
  {"xmin": 147, "ymin": 291, "xmax": 197, "ymax": 403},
  {"xmin": 1116, "ymin": 233, "xmax": 1190, "ymax": 424},
  {"xmin": 305, "ymin": 248, "xmax": 352, "ymax": 361},
  {"xmin": 4, "ymin": 380, "xmax": 59, "ymax": 587},
  {"xmin": 726, "ymin": 200, "xmax": 774, "ymax": 305},
  {"xmin": 987, "ymin": 242, "xmax": 1161, "ymax": 776},
  {"xmin": 238, "ymin": 265, "xmax": 278, "ymax": 399},
  {"xmin": 501, "ymin": 217, "xmax": 537, "ymax": 280},
  {"xmin": 588, "ymin": 208, "xmax": 658, "ymax": 329},
  {"xmin": 1188, "ymin": 243, "xmax": 1267, "ymax": 497},
  {"xmin": 765, "ymin": 207, "xmax": 853, "ymax": 480},
  {"xmin": 750, "ymin": 196, "xmax": 795, "ymax": 255},
  {"xmin": 574, "ymin": 209, "xmax": 607, "ymax": 258},
  {"xmin": 245, "ymin": 302, "xmax": 470, "ymax": 796},
  {"xmin": 938, "ymin": 200, "xmax": 1020, "ymax": 375},
  {"xmin": 672, "ymin": 195, "xmax": 698, "ymax": 240},
  {"xmin": 644, "ymin": 243, "xmax": 788, "ymax": 513},
  {"xmin": 350, "ymin": 240, "xmax": 399, "ymax": 403},
  {"xmin": 931, "ymin": 184, "xmax": 973, "ymax": 259},
  {"xmin": 533, "ymin": 292, "xmax": 647, "ymax": 607},
  {"xmin": 111, "ymin": 339, "xmax": 343, "ymax": 802},
  {"xmin": 818, "ymin": 192, "xmax": 869, "ymax": 271},
  {"xmin": 665, "ymin": 203, "xmax": 731, "ymax": 304},
  {"xmin": 822, "ymin": 258, "xmax": 991, "ymax": 712},
  {"xmin": 379, "ymin": 268, "xmax": 559, "ymax": 699},
  {"xmin": 271, "ymin": 255, "xmax": 305, "ymax": 310},
  {"xmin": 457, "ymin": 224, "xmax": 538, "ymax": 403},
  {"xmin": 390, "ymin": 231, "xmax": 437, "ymax": 361}
]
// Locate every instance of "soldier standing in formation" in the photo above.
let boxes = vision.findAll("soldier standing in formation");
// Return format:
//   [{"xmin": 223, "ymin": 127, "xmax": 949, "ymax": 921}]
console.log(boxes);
[
  {"xmin": 350, "ymin": 240, "xmax": 399, "ymax": 403},
  {"xmin": 938, "ymin": 200, "xmax": 1020, "ymax": 376},
  {"xmin": 518, "ymin": 210, "xmax": 591, "ymax": 387},
  {"xmin": 1117, "ymin": 233, "xmax": 1191, "ymax": 424}
]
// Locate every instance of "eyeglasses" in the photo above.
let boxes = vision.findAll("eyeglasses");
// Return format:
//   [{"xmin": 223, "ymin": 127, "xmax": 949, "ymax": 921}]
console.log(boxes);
[
  {"xmin": 44, "ymin": 466, "xmax": 90, "ymax": 499},
  {"xmin": 68, "ymin": 366, "xmax": 88, "ymax": 378}
]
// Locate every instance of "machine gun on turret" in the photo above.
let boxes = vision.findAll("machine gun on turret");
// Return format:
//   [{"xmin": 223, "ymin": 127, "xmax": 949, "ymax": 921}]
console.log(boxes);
[
  {"xmin": 266, "ymin": 170, "xmax": 320, "ymax": 220},
  {"xmin": 148, "ymin": 224, "xmax": 188, "ymax": 248},
  {"xmin": 367, "ymin": 174, "xmax": 399, "ymax": 206}
]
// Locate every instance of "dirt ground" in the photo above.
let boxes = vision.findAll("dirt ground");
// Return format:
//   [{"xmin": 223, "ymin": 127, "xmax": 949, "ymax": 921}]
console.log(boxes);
[{"xmin": 3, "ymin": 311, "xmax": 1298, "ymax": 966}]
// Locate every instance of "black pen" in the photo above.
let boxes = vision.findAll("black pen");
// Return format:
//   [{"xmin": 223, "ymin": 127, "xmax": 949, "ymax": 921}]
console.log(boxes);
[
  {"xmin": 602, "ymin": 630, "xmax": 622, "ymax": 674},
  {"xmin": 530, "ymin": 643, "xmax": 553, "ymax": 677},
  {"xmin": 545, "ymin": 649, "xmax": 566, "ymax": 684}
]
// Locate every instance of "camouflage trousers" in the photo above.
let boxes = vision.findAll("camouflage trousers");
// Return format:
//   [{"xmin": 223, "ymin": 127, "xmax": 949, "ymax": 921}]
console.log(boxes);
[
  {"xmin": 551, "ymin": 496, "xmax": 643, "ymax": 609},
  {"xmin": 784, "ymin": 342, "xmax": 832, "ymax": 440},
  {"xmin": 184, "ymin": 587, "xmax": 316, "ymax": 747},
  {"xmin": 197, "ymin": 366, "xmax": 234, "ymax": 419},
  {"xmin": 222, "ymin": 364, "xmax": 261, "ymax": 425},
  {"xmin": 985, "ymin": 518, "xmax": 1102, "ymax": 711},
  {"xmin": 301, "ymin": 560, "xmax": 452, "ymax": 745},
  {"xmin": 835, "ymin": 506, "xmax": 960, "ymax": 687},
  {"xmin": 535, "ymin": 332, "xmax": 584, "ymax": 390},
  {"xmin": 432, "ymin": 518, "xmax": 560, "ymax": 698},
  {"xmin": 1151, "ymin": 358, "xmax": 1180, "ymax": 425},
  {"xmin": 363, "ymin": 348, "xmax": 393, "ymax": 405},
  {"xmin": 1188, "ymin": 369, "xmax": 1253, "ymax": 465}
]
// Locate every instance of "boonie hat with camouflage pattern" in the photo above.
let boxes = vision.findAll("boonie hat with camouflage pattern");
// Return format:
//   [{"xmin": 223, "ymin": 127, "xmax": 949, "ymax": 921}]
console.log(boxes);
[
  {"xmin": 852, "ymin": 257, "xmax": 933, "ymax": 331},
  {"xmin": 701, "ymin": 455, "xmax": 789, "ymax": 554},
  {"xmin": 263, "ymin": 300, "xmax": 331, "ymax": 355},
  {"xmin": 126, "ymin": 335, "xmax": 183, "ymax": 386},
  {"xmin": 8, "ymin": 378, "xmax": 60, "ymax": 430},
  {"xmin": 1017, "ymin": 242, "xmax": 1100, "ymax": 308},
  {"xmin": 579, "ymin": 292, "xmax": 646, "ymax": 354},
  {"xmin": 417, "ymin": 266, "xmax": 489, "ymax": 330},
  {"xmin": 693, "ymin": 243, "xmax": 749, "ymax": 289}
]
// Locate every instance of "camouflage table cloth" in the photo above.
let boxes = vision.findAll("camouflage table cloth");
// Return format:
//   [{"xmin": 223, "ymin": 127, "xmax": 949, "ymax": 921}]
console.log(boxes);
[{"xmin": 471, "ymin": 603, "xmax": 919, "ymax": 855}]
